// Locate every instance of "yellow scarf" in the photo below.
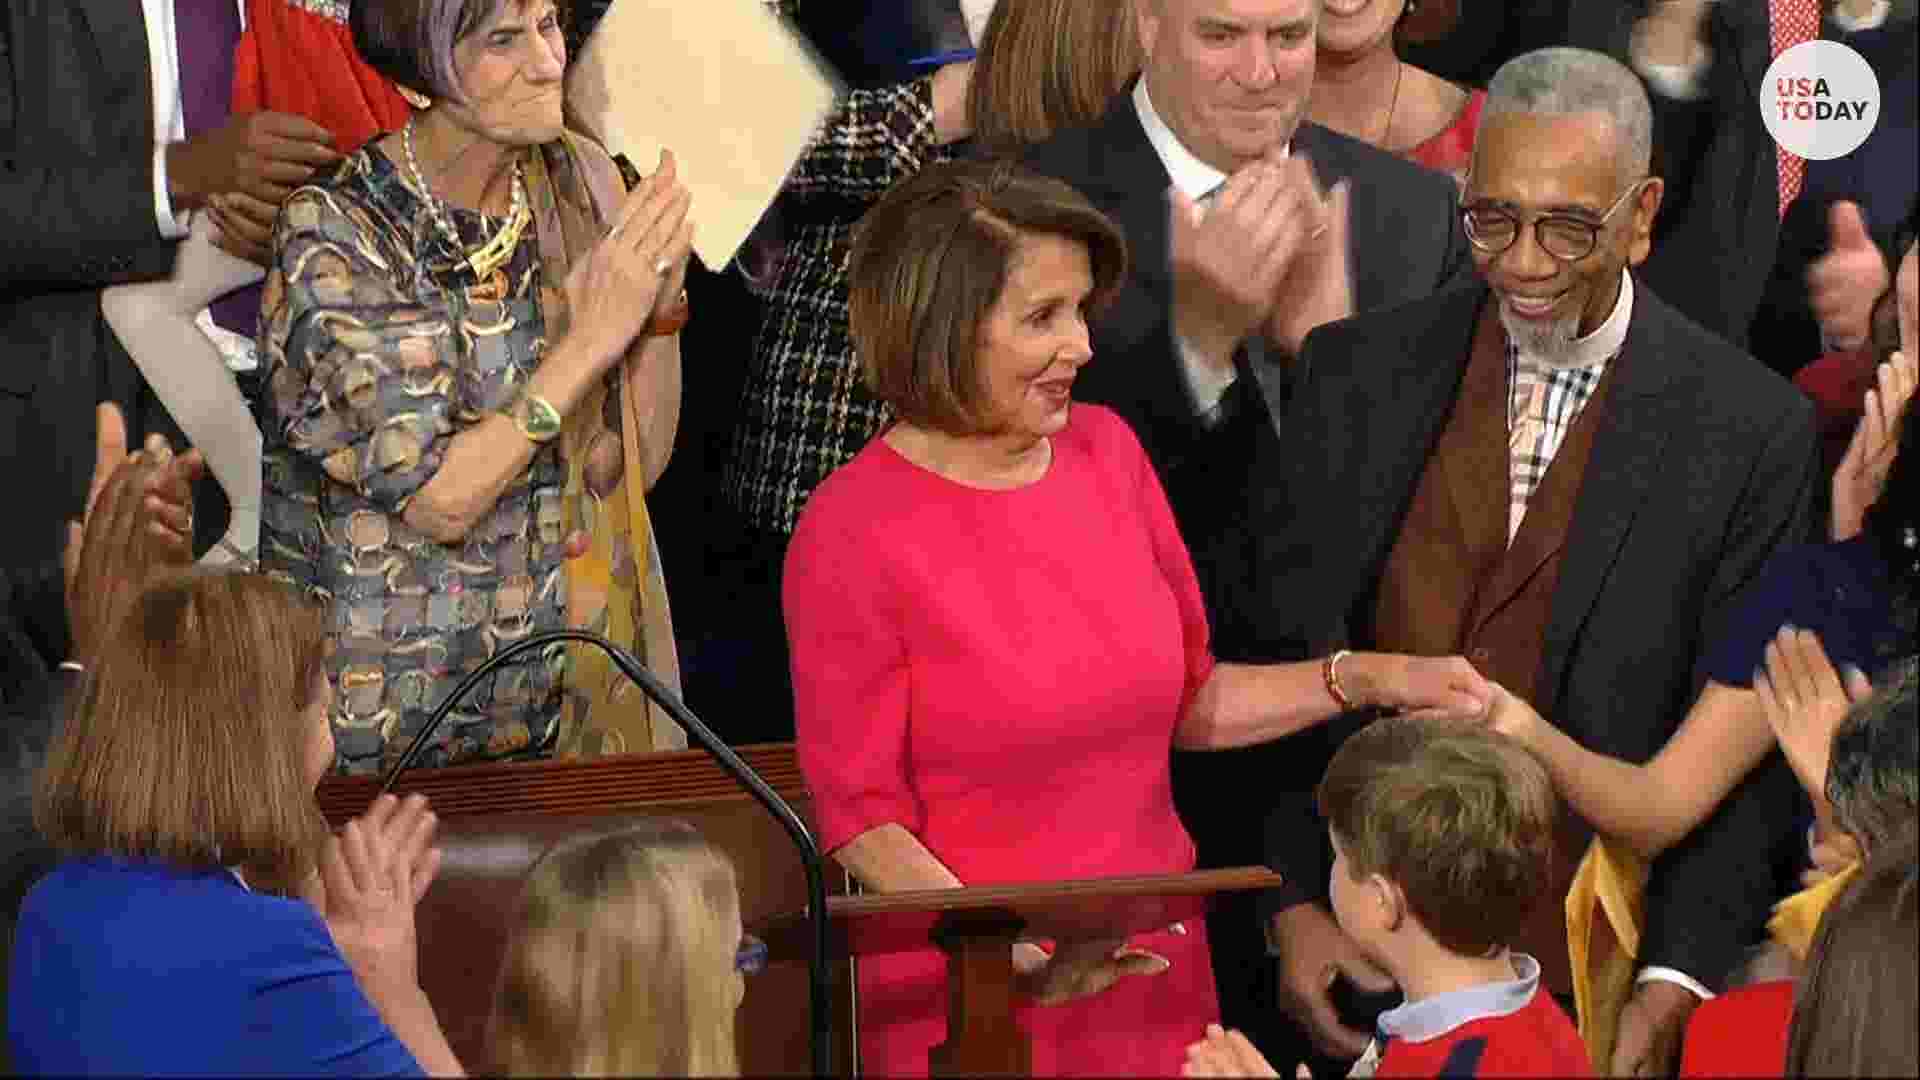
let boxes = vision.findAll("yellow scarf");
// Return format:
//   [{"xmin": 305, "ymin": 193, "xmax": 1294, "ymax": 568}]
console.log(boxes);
[{"xmin": 521, "ymin": 135, "xmax": 685, "ymax": 755}]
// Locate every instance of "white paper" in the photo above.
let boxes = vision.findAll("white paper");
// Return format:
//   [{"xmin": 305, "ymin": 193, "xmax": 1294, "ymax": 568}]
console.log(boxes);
[{"xmin": 566, "ymin": 0, "xmax": 842, "ymax": 269}]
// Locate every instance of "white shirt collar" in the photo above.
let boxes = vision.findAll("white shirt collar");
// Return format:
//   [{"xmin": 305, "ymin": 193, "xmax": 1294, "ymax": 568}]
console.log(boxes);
[
  {"xmin": 1134, "ymin": 80, "xmax": 1233, "ymax": 201},
  {"xmin": 1516, "ymin": 268, "xmax": 1634, "ymax": 372}
]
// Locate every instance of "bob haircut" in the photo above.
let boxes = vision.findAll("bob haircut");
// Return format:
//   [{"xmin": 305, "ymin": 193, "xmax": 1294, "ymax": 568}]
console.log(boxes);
[
  {"xmin": 352, "ymin": 0, "xmax": 565, "ymax": 105},
  {"xmin": 967, "ymin": 0, "xmax": 1143, "ymax": 154},
  {"xmin": 1317, "ymin": 715, "xmax": 1558, "ymax": 957},
  {"xmin": 488, "ymin": 820, "xmax": 743, "ymax": 1076},
  {"xmin": 1785, "ymin": 827, "xmax": 1918, "ymax": 1077},
  {"xmin": 847, "ymin": 158, "xmax": 1127, "ymax": 435},
  {"xmin": 34, "ymin": 572, "xmax": 331, "ymax": 897}
]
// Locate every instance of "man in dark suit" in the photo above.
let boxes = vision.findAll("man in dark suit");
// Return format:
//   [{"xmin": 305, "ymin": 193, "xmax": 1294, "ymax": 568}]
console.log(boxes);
[
  {"xmin": 0, "ymin": 0, "xmax": 339, "ymax": 573},
  {"xmin": 2, "ymin": 404, "xmax": 200, "ymax": 1071},
  {"xmin": 1255, "ymin": 47, "xmax": 1821, "ymax": 1076},
  {"xmin": 1022, "ymin": 0, "xmax": 1469, "ymax": 1059}
]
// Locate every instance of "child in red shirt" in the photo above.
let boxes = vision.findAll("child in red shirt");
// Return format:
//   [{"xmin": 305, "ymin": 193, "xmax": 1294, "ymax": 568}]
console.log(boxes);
[{"xmin": 1185, "ymin": 718, "xmax": 1592, "ymax": 1078}]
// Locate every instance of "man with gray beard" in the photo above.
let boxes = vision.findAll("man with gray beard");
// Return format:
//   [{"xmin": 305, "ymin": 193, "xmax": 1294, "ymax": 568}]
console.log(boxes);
[{"xmin": 1246, "ymin": 47, "xmax": 1824, "ymax": 1076}]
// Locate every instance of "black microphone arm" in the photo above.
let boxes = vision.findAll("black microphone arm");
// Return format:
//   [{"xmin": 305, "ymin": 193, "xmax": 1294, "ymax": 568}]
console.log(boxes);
[{"xmin": 378, "ymin": 629, "xmax": 833, "ymax": 1077}]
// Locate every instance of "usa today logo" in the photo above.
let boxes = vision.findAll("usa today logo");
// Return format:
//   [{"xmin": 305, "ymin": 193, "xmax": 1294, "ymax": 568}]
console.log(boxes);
[{"xmin": 1762, "ymin": 39, "xmax": 1881, "ymax": 161}]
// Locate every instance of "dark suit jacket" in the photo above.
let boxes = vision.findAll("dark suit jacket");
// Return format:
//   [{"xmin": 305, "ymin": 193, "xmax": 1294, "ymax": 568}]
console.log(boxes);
[
  {"xmin": 1, "ymin": 561, "xmax": 71, "ymax": 1074},
  {"xmin": 1022, "ymin": 89, "xmax": 1470, "ymax": 644},
  {"xmin": 1, "ymin": 0, "xmax": 192, "ymax": 571},
  {"xmin": 1250, "ymin": 278, "xmax": 1822, "ymax": 988}
]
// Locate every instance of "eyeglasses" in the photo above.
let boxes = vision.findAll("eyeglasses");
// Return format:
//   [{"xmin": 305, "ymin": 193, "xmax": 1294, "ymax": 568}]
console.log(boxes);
[
  {"xmin": 736, "ymin": 934, "xmax": 768, "ymax": 976},
  {"xmin": 1461, "ymin": 181, "xmax": 1645, "ymax": 262}
]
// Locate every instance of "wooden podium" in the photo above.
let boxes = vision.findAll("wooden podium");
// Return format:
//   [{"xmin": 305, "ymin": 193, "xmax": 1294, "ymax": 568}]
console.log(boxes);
[{"xmin": 760, "ymin": 867, "xmax": 1283, "ymax": 1077}]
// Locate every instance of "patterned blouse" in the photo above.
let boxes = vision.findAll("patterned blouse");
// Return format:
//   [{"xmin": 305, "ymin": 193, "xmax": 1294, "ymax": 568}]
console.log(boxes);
[
  {"xmin": 259, "ymin": 146, "xmax": 570, "ymax": 776},
  {"xmin": 723, "ymin": 75, "xmax": 954, "ymax": 536}
]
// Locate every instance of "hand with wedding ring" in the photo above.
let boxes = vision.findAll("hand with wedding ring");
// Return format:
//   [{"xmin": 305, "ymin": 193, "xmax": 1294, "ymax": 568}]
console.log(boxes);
[
  {"xmin": 1265, "ymin": 165, "xmax": 1353, "ymax": 358},
  {"xmin": 564, "ymin": 147, "xmax": 695, "ymax": 374}
]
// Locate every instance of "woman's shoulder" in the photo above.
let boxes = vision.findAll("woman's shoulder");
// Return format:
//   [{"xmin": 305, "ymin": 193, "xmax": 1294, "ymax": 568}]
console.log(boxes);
[
  {"xmin": 24, "ymin": 859, "xmax": 320, "ymax": 938},
  {"xmin": 790, "ymin": 438, "xmax": 915, "ymax": 540},
  {"xmin": 1058, "ymin": 403, "xmax": 1150, "ymax": 475}
]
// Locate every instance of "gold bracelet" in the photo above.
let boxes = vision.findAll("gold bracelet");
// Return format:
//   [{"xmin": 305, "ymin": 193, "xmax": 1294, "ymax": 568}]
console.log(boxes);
[{"xmin": 1324, "ymin": 649, "xmax": 1355, "ymax": 710}]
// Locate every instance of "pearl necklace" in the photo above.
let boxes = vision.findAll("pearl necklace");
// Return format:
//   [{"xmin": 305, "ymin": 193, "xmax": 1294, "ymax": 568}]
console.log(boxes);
[{"xmin": 402, "ymin": 116, "xmax": 531, "ymax": 280}]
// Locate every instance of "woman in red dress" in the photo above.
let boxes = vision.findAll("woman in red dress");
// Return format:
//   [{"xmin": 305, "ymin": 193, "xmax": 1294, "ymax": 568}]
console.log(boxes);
[{"xmin": 785, "ymin": 159, "xmax": 1495, "ymax": 1077}]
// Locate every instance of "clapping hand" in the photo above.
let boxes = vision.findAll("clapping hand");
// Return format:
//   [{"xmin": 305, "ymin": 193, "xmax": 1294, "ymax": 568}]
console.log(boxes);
[
  {"xmin": 63, "ymin": 404, "xmax": 205, "ymax": 665},
  {"xmin": 1183, "ymin": 1024, "xmax": 1282, "ymax": 1078},
  {"xmin": 1753, "ymin": 627, "xmax": 1874, "ymax": 806},
  {"xmin": 1169, "ymin": 151, "xmax": 1329, "ymax": 368},
  {"xmin": 1265, "ymin": 174, "xmax": 1353, "ymax": 357},
  {"xmin": 1829, "ymin": 350, "xmax": 1915, "ymax": 541},
  {"xmin": 321, "ymin": 793, "xmax": 442, "ymax": 997},
  {"xmin": 567, "ymin": 148, "xmax": 694, "ymax": 371}
]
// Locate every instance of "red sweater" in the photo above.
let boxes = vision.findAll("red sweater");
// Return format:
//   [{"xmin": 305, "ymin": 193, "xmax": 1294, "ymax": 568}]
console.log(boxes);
[
  {"xmin": 1376, "ymin": 980, "xmax": 1592, "ymax": 1077},
  {"xmin": 1679, "ymin": 980, "xmax": 1793, "ymax": 1078}
]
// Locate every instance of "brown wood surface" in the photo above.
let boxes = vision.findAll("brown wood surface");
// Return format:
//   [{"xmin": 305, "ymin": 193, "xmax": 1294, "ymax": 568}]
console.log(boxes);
[
  {"xmin": 316, "ymin": 741, "xmax": 807, "ymax": 825},
  {"xmin": 759, "ymin": 866, "xmax": 1283, "ymax": 960}
]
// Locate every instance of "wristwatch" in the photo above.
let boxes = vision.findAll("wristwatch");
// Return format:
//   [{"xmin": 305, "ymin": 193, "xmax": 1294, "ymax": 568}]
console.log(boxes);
[{"xmin": 508, "ymin": 391, "xmax": 563, "ymax": 444}]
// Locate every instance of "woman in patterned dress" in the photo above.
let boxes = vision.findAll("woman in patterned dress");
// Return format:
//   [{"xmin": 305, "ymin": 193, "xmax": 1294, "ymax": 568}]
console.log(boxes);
[{"xmin": 258, "ymin": 0, "xmax": 694, "ymax": 774}]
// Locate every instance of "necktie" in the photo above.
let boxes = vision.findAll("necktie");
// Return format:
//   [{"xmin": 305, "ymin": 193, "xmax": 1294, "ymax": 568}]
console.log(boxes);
[
  {"xmin": 1770, "ymin": 0, "xmax": 1822, "ymax": 216},
  {"xmin": 175, "ymin": 0, "xmax": 261, "ymax": 337}
]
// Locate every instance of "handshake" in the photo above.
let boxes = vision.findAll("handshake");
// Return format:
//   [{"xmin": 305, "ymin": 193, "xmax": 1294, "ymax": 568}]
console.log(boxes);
[{"xmin": 1169, "ymin": 147, "xmax": 1355, "ymax": 372}]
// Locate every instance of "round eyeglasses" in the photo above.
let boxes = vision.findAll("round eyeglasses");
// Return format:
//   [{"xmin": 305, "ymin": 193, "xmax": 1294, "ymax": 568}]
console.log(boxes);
[
  {"xmin": 1461, "ymin": 180, "xmax": 1645, "ymax": 263},
  {"xmin": 736, "ymin": 933, "xmax": 768, "ymax": 976}
]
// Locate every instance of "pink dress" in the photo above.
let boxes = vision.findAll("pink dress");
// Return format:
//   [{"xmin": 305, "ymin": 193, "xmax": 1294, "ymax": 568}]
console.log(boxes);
[{"xmin": 786, "ymin": 405, "xmax": 1221, "ymax": 1077}]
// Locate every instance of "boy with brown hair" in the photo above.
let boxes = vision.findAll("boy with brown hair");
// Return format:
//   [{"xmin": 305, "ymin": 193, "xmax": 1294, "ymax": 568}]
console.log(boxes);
[{"xmin": 1185, "ymin": 717, "xmax": 1591, "ymax": 1078}]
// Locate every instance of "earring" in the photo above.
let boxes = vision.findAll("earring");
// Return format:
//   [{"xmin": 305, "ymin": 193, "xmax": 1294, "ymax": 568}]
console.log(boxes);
[{"xmin": 398, "ymin": 85, "xmax": 432, "ymax": 110}]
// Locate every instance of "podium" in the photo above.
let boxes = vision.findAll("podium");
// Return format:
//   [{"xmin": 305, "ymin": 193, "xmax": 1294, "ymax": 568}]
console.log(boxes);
[
  {"xmin": 318, "ymin": 744, "xmax": 854, "ymax": 1075},
  {"xmin": 760, "ymin": 866, "xmax": 1283, "ymax": 1077}
]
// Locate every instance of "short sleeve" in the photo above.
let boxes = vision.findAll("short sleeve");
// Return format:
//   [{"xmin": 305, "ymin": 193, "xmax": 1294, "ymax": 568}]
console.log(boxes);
[
  {"xmin": 784, "ymin": 474, "xmax": 924, "ymax": 853},
  {"xmin": 260, "ymin": 185, "xmax": 461, "ymax": 514},
  {"xmin": 1109, "ymin": 409, "xmax": 1216, "ymax": 710},
  {"xmin": 249, "ymin": 899, "xmax": 424, "ymax": 1077}
]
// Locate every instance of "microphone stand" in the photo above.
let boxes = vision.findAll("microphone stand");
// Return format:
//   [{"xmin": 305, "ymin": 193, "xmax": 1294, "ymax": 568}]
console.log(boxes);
[{"xmin": 379, "ymin": 629, "xmax": 833, "ymax": 1077}]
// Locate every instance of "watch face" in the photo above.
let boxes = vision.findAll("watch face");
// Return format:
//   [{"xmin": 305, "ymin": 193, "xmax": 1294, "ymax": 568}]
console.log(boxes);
[{"xmin": 520, "ymin": 396, "xmax": 563, "ymax": 440}]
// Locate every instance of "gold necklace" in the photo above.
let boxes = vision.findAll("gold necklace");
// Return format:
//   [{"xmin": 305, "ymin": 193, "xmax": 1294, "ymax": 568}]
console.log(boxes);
[{"xmin": 402, "ymin": 117, "xmax": 532, "ymax": 280}]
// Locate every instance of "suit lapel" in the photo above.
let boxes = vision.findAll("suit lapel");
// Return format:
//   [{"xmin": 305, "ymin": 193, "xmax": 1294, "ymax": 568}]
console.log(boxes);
[
  {"xmin": 1437, "ymin": 308, "xmax": 1510, "ymax": 571},
  {"xmin": 74, "ymin": 0, "xmax": 156, "ymax": 141},
  {"xmin": 1336, "ymin": 286, "xmax": 1490, "ymax": 631},
  {"xmin": 1537, "ymin": 285, "xmax": 1681, "ymax": 718}
]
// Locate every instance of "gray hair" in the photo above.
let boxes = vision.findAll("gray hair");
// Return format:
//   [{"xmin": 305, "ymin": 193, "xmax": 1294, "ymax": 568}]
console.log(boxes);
[
  {"xmin": 1479, "ymin": 47, "xmax": 1654, "ymax": 187},
  {"xmin": 1828, "ymin": 656, "xmax": 1919, "ymax": 853}
]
